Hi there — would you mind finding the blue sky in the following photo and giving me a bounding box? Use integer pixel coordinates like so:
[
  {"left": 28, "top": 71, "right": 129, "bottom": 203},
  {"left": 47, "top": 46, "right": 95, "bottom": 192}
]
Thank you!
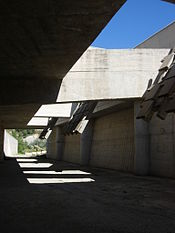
[{"left": 92, "top": 0, "right": 175, "bottom": 48}]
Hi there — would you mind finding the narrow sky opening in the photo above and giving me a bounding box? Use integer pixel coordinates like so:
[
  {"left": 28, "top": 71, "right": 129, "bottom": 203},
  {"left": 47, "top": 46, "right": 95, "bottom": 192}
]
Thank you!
[{"left": 92, "top": 0, "right": 175, "bottom": 49}]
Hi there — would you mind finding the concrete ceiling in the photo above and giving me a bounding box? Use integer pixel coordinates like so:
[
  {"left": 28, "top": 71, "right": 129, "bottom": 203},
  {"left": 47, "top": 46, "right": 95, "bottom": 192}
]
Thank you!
[
  {"left": 0, "top": 0, "right": 126, "bottom": 128},
  {"left": 0, "top": 104, "right": 40, "bottom": 129}
]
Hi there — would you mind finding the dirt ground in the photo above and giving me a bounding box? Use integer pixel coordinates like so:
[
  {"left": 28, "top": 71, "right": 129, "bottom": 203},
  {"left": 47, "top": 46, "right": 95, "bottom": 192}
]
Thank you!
[{"left": 0, "top": 156, "right": 175, "bottom": 233}]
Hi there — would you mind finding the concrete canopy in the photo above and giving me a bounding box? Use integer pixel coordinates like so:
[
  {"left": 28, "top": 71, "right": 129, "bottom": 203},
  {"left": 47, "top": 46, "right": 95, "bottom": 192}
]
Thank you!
[{"left": 0, "top": 0, "right": 126, "bottom": 128}]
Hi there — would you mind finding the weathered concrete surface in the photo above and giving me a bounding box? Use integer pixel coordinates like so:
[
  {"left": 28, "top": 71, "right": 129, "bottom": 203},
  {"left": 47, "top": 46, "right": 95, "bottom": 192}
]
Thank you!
[
  {"left": 1, "top": 157, "right": 175, "bottom": 233},
  {"left": 136, "top": 21, "right": 175, "bottom": 48},
  {"left": 90, "top": 108, "right": 135, "bottom": 172},
  {"left": 46, "top": 98, "right": 175, "bottom": 178},
  {"left": 57, "top": 48, "right": 169, "bottom": 102}
]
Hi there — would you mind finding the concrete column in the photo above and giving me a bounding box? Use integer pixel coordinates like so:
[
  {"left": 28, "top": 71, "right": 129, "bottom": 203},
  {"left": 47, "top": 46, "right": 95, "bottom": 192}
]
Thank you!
[
  {"left": 0, "top": 128, "right": 4, "bottom": 162},
  {"left": 56, "top": 126, "right": 65, "bottom": 161},
  {"left": 134, "top": 102, "right": 150, "bottom": 175},
  {"left": 80, "top": 119, "right": 94, "bottom": 165}
]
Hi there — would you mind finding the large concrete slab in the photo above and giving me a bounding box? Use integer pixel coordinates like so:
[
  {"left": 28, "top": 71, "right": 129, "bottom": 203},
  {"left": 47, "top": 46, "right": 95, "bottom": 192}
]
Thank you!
[{"left": 56, "top": 48, "right": 169, "bottom": 102}]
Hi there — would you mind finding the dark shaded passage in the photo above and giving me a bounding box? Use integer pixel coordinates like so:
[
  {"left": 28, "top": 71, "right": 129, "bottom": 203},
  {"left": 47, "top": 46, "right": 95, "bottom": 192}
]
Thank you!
[{"left": 1, "top": 156, "right": 175, "bottom": 233}]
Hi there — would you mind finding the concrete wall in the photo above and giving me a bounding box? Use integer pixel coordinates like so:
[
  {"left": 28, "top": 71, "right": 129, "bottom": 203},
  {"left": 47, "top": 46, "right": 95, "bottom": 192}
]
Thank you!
[
  {"left": 90, "top": 108, "right": 134, "bottom": 172},
  {"left": 63, "top": 134, "right": 81, "bottom": 164},
  {"left": 149, "top": 114, "right": 175, "bottom": 178},
  {"left": 46, "top": 105, "right": 175, "bottom": 178},
  {"left": 4, "top": 130, "right": 18, "bottom": 156},
  {"left": 136, "top": 21, "right": 175, "bottom": 48}
]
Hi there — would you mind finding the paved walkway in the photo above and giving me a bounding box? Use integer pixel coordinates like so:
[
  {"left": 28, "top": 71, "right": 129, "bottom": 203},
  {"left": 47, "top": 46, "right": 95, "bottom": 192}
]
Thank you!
[{"left": 0, "top": 156, "right": 175, "bottom": 233}]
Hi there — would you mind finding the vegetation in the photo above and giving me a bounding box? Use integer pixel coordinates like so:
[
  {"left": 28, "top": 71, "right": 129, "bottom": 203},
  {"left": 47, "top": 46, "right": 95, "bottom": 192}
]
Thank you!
[{"left": 8, "top": 129, "right": 46, "bottom": 154}]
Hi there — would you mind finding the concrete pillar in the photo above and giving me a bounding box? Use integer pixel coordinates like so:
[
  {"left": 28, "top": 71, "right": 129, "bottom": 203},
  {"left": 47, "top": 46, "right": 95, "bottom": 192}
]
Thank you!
[
  {"left": 134, "top": 102, "right": 150, "bottom": 175},
  {"left": 0, "top": 128, "right": 4, "bottom": 162},
  {"left": 80, "top": 120, "right": 94, "bottom": 165},
  {"left": 56, "top": 126, "right": 65, "bottom": 161}
]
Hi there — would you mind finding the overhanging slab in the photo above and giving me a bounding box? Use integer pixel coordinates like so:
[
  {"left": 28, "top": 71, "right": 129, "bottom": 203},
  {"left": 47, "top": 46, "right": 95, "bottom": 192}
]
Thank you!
[
  {"left": 56, "top": 48, "right": 169, "bottom": 102},
  {"left": 27, "top": 117, "right": 49, "bottom": 127},
  {"left": 34, "top": 104, "right": 72, "bottom": 118}
]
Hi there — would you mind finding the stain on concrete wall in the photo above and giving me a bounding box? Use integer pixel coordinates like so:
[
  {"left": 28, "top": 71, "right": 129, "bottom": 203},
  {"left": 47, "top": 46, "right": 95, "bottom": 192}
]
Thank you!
[{"left": 90, "top": 108, "right": 134, "bottom": 172}]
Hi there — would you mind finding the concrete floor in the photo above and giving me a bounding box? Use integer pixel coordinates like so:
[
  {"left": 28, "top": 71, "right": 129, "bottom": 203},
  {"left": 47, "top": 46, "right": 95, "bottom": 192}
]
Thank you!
[{"left": 1, "top": 157, "right": 175, "bottom": 233}]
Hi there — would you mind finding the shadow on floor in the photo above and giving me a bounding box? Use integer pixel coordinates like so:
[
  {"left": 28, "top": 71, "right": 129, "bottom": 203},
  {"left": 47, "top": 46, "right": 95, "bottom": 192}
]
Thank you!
[{"left": 1, "top": 156, "right": 175, "bottom": 233}]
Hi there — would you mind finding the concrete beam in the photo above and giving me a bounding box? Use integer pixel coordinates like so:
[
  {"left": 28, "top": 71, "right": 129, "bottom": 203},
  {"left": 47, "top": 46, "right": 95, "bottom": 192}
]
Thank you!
[{"left": 57, "top": 48, "right": 169, "bottom": 103}]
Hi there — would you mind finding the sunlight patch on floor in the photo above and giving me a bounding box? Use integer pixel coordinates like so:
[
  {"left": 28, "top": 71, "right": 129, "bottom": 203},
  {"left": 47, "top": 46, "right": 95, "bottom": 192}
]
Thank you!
[
  {"left": 17, "top": 159, "right": 38, "bottom": 162},
  {"left": 18, "top": 163, "right": 53, "bottom": 168},
  {"left": 17, "top": 159, "right": 95, "bottom": 184},
  {"left": 27, "top": 178, "right": 95, "bottom": 184},
  {"left": 23, "top": 170, "right": 91, "bottom": 175}
]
